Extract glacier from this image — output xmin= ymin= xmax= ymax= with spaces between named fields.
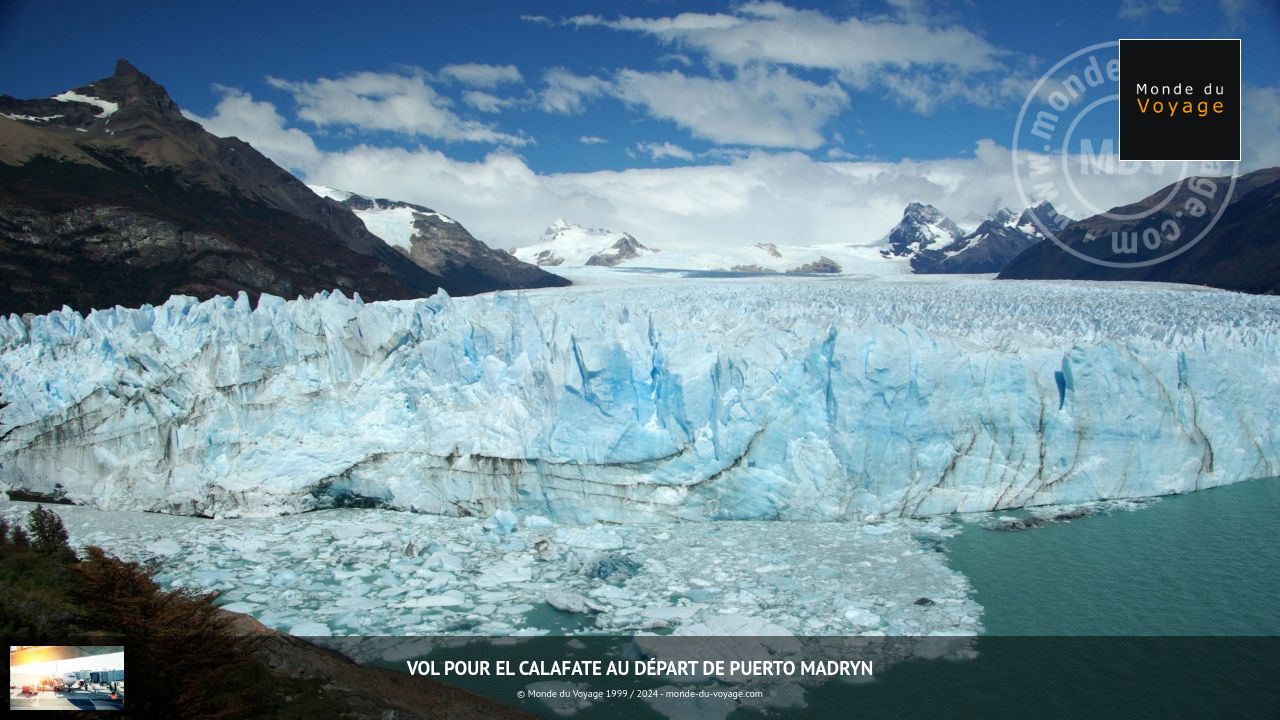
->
xmin=1 ymin=277 xmax=1278 ymax=521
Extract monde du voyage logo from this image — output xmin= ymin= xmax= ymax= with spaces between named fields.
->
xmin=1012 ymin=39 xmax=1242 ymax=269
xmin=1120 ymin=39 xmax=1241 ymax=162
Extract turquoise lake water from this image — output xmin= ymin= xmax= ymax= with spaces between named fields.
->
xmin=945 ymin=477 xmax=1280 ymax=636
xmin=786 ymin=478 xmax=1280 ymax=718
xmin=428 ymin=478 xmax=1280 ymax=718
xmin=794 ymin=477 xmax=1280 ymax=719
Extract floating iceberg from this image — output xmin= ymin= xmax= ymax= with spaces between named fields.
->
xmin=1 ymin=278 xmax=1277 ymax=520
xmin=0 ymin=499 xmax=979 ymax=637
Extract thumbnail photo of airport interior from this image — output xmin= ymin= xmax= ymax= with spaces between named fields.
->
xmin=9 ymin=645 xmax=124 ymax=711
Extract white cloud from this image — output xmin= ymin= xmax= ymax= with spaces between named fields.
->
xmin=461 ymin=90 xmax=520 ymax=113
xmin=267 ymin=71 xmax=528 ymax=145
xmin=1242 ymin=84 xmax=1280 ymax=173
xmin=567 ymin=11 xmax=742 ymax=34
xmin=1119 ymin=0 xmax=1260 ymax=25
xmin=182 ymin=86 xmax=321 ymax=172
xmin=1118 ymin=0 xmax=1184 ymax=19
xmin=557 ymin=3 xmax=1027 ymax=115
xmin=875 ymin=66 xmax=1034 ymax=114
xmin=634 ymin=141 xmax=695 ymax=161
xmin=578 ymin=135 xmax=608 ymax=144
xmin=303 ymin=139 xmax=1192 ymax=254
xmin=439 ymin=63 xmax=523 ymax=88
xmin=569 ymin=3 xmax=1006 ymax=75
xmin=539 ymin=65 xmax=849 ymax=149
xmin=539 ymin=68 xmax=612 ymax=114
xmin=613 ymin=66 xmax=849 ymax=149
xmin=184 ymin=89 xmax=1279 ymax=257
xmin=1217 ymin=0 xmax=1263 ymax=29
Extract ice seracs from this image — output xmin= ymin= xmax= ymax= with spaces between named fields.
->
xmin=1 ymin=278 xmax=1277 ymax=522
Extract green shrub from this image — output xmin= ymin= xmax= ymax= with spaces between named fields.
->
xmin=29 ymin=504 xmax=76 ymax=560
xmin=0 ymin=542 xmax=80 ymax=635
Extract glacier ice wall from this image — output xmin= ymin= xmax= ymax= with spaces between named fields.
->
xmin=1 ymin=279 xmax=1277 ymax=520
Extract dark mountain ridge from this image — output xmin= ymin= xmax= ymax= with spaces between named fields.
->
xmin=0 ymin=60 xmax=563 ymax=316
xmin=999 ymin=167 xmax=1280 ymax=294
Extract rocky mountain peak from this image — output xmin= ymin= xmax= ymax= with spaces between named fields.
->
xmin=0 ymin=60 xmax=568 ymax=315
xmin=585 ymin=232 xmax=654 ymax=267
xmin=911 ymin=201 xmax=1075 ymax=275
xmin=754 ymin=242 xmax=783 ymax=258
xmin=85 ymin=57 xmax=184 ymax=121
xmin=882 ymin=202 xmax=963 ymax=257
xmin=992 ymin=208 xmax=1019 ymax=226
xmin=610 ymin=233 xmax=641 ymax=252
xmin=114 ymin=58 xmax=144 ymax=78
xmin=1017 ymin=201 xmax=1067 ymax=234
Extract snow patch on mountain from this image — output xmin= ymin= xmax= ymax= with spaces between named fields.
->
xmin=354 ymin=205 xmax=419 ymax=251
xmin=308 ymin=185 xmax=353 ymax=202
xmin=307 ymin=185 xmax=457 ymax=251
xmin=1 ymin=113 xmax=65 ymax=123
xmin=52 ymin=90 xmax=119 ymax=118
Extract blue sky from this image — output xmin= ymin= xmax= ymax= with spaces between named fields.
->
xmin=2 ymin=0 xmax=1278 ymax=248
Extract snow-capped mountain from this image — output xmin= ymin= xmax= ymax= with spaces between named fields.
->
xmin=880 ymin=203 xmax=965 ymax=258
xmin=309 ymin=186 xmax=567 ymax=291
xmin=913 ymin=202 xmax=1069 ymax=274
xmin=614 ymin=242 xmax=897 ymax=275
xmin=3 ymin=279 xmax=1276 ymax=520
xmin=881 ymin=201 xmax=1070 ymax=274
xmin=515 ymin=222 xmax=904 ymax=276
xmin=513 ymin=220 xmax=658 ymax=268
xmin=513 ymin=202 xmax=1060 ymax=279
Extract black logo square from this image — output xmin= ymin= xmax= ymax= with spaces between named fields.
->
xmin=1119 ymin=39 xmax=1240 ymax=161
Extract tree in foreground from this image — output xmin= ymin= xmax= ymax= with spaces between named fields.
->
xmin=74 ymin=546 xmax=277 ymax=719
xmin=28 ymin=504 xmax=76 ymax=560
